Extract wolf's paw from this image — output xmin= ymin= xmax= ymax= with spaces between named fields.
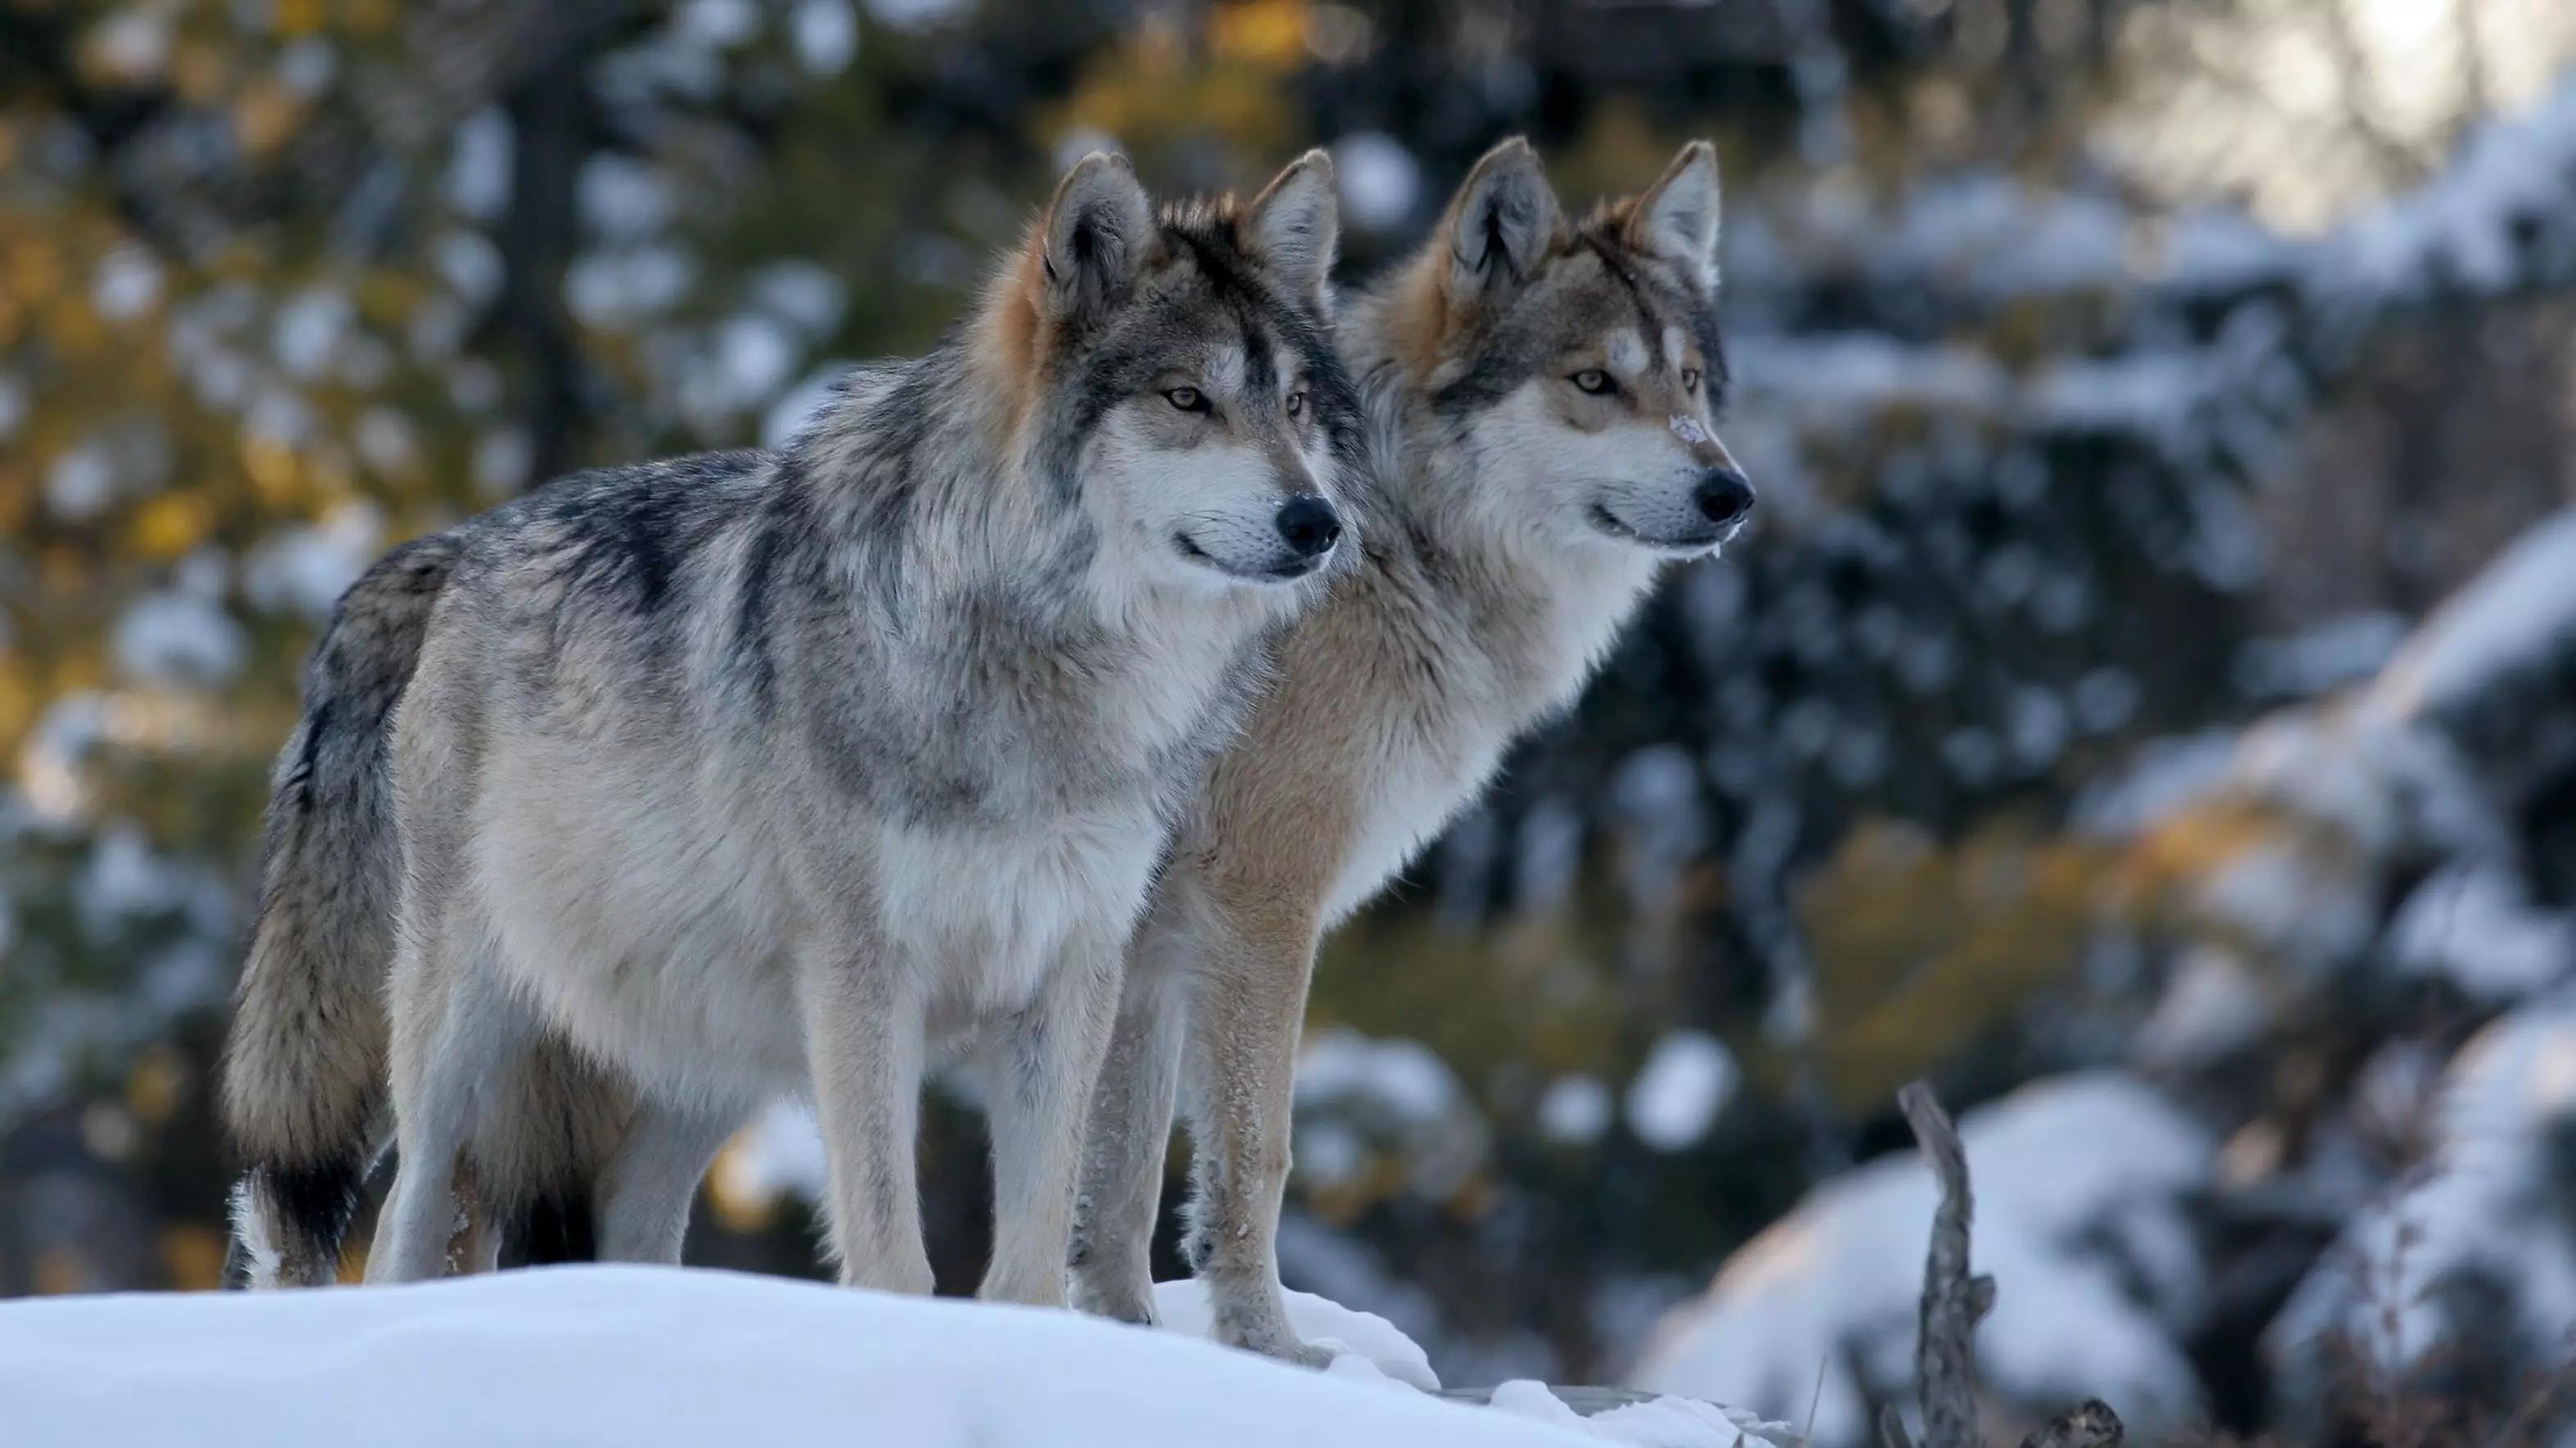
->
xmin=1069 ymin=1268 xmax=1160 ymax=1326
xmin=1226 ymin=1322 xmax=1337 ymax=1371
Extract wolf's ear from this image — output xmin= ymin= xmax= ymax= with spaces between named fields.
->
xmin=1245 ymin=149 xmax=1339 ymax=306
xmin=1441 ymin=138 xmax=1559 ymax=304
xmin=1625 ymin=141 xmax=1721 ymax=287
xmin=1040 ymin=152 xmax=1155 ymax=329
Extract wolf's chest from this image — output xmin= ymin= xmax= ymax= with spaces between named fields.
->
xmin=877 ymin=810 xmax=1166 ymax=1015
xmin=1320 ymin=714 xmax=1516 ymax=926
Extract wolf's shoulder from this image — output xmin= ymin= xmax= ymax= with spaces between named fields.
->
xmin=449 ymin=447 xmax=782 ymax=611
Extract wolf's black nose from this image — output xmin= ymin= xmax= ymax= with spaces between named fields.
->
xmin=1693 ymin=469 xmax=1754 ymax=527
xmin=1275 ymin=495 xmax=1342 ymax=558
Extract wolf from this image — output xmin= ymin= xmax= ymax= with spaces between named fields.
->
xmin=218 ymin=148 xmax=1362 ymax=1303
xmin=1060 ymin=138 xmax=1751 ymax=1362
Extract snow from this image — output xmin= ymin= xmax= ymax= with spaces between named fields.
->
xmin=2369 ymin=507 xmax=2576 ymax=721
xmin=1298 ymin=1027 xmax=1464 ymax=1125
xmin=864 ymin=0 xmax=972 ymax=31
xmin=92 ymin=244 xmax=163 ymax=321
xmin=707 ymin=1097 xmax=828 ymax=1214
xmin=447 ymin=108 xmax=514 ymax=222
xmin=1334 ymin=133 xmax=1422 ymax=232
xmin=1154 ymin=1278 xmax=1441 ymax=1392
xmin=2268 ymin=993 xmax=2576 ymax=1378
xmin=2233 ymin=612 xmax=2408 ymax=700
xmin=1628 ymin=1073 xmax=2212 ymax=1446
xmin=2129 ymin=946 xmax=2270 ymax=1070
xmin=1540 ymin=1074 xmax=1616 ymax=1145
xmin=243 ymin=502 xmax=387 ymax=622
xmin=2388 ymin=867 xmax=2574 ymax=1003
xmin=1296 ymin=1028 xmax=1487 ymax=1198
xmin=577 ymin=155 xmax=678 ymax=241
xmin=0 ymin=1268 xmax=1758 ymax=1447
xmin=792 ymin=0 xmax=859 ymax=75
xmin=2072 ymin=729 xmax=2239 ymax=837
xmin=2323 ymin=78 xmax=2576 ymax=299
xmin=112 ymin=591 xmax=245 ymax=688
xmin=1625 ymin=1033 xmax=1736 ymax=1152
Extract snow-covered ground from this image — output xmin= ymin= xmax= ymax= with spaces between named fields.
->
xmin=0 ymin=1266 xmax=1774 ymax=1448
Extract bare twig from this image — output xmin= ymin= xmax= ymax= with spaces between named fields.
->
xmin=1898 ymin=1081 xmax=1991 ymax=1448
xmin=1891 ymin=1080 xmax=2125 ymax=1448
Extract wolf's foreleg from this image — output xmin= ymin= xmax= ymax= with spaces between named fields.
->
xmin=1178 ymin=898 xmax=1331 ymax=1369
xmin=976 ymin=923 xmax=1127 ymax=1307
xmin=797 ymin=934 xmax=937 ymax=1296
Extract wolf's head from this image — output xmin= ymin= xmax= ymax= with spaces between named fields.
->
xmin=977 ymin=151 xmax=1360 ymax=590
xmin=1371 ymin=138 xmax=1751 ymax=558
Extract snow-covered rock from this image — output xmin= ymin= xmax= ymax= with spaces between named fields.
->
xmin=0 ymin=1267 xmax=1761 ymax=1447
xmin=1627 ymin=1073 xmax=2213 ymax=1446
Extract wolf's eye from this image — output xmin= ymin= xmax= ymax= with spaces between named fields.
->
xmin=1285 ymin=389 xmax=1308 ymax=419
xmin=1571 ymin=369 xmax=1613 ymax=395
xmin=1164 ymin=386 xmax=1209 ymax=414
xmin=1680 ymin=368 xmax=1702 ymax=393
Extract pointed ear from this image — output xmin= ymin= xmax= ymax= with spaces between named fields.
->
xmin=1244 ymin=149 xmax=1338 ymax=305
xmin=1625 ymin=141 xmax=1721 ymax=285
xmin=1440 ymin=137 xmax=1560 ymax=302
xmin=1038 ymin=152 xmax=1154 ymax=329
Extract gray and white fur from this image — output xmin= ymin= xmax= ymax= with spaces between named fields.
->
xmin=219 ymin=150 xmax=1363 ymax=1300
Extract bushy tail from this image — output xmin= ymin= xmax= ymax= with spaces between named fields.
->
xmin=220 ymin=534 xmax=460 ymax=1287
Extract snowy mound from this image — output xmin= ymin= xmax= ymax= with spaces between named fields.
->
xmin=0 ymin=1266 xmax=1757 ymax=1447
xmin=1154 ymin=1277 xmax=1442 ymax=1391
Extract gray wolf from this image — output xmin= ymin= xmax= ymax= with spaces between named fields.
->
xmin=220 ymin=149 xmax=1362 ymax=1302
xmin=1062 ymin=138 xmax=1750 ymax=1362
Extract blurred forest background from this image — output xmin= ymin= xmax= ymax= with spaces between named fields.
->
xmin=7 ymin=0 xmax=2576 ymax=1441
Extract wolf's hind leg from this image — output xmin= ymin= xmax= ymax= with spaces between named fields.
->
xmin=977 ymin=923 xmax=1127 ymax=1308
xmin=596 ymin=1098 xmax=742 ymax=1265
xmin=367 ymin=923 xmax=533 ymax=1284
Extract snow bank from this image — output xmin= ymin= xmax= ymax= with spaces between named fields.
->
xmin=0 ymin=1267 xmax=1759 ymax=1448
xmin=1627 ymin=1073 xmax=2211 ymax=1446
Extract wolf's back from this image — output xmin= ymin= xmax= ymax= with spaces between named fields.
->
xmin=220 ymin=533 xmax=460 ymax=1286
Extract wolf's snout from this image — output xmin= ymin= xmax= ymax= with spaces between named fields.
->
xmin=1693 ymin=469 xmax=1754 ymax=528
xmin=1274 ymin=495 xmax=1343 ymax=560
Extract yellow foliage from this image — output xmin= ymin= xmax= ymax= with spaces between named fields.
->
xmin=1209 ymin=0 xmax=1308 ymax=70
xmin=160 ymin=1225 xmax=229 ymax=1291
xmin=1053 ymin=20 xmax=1299 ymax=177
xmin=131 ymin=493 xmax=212 ymax=558
xmin=1797 ymin=818 xmax=2116 ymax=1110
xmin=31 ymin=1250 xmax=85 ymax=1296
xmin=234 ymin=80 xmax=303 ymax=157
xmin=274 ymin=0 xmax=324 ymax=38
xmin=127 ymin=1046 xmax=189 ymax=1127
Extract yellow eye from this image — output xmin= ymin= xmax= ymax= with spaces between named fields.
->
xmin=1571 ymin=370 xmax=1612 ymax=395
xmin=1165 ymin=386 xmax=1209 ymax=413
xmin=1681 ymin=368 xmax=1702 ymax=393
